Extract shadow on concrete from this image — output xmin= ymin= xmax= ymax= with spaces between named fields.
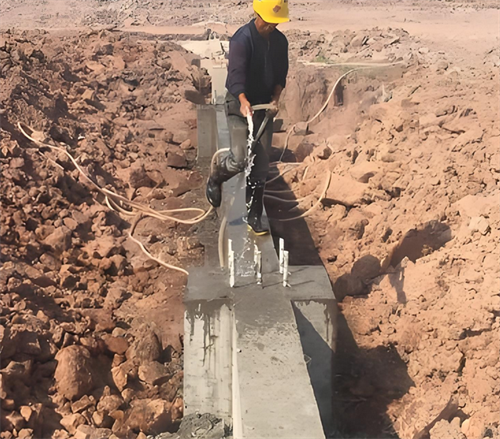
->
xmin=265 ymin=146 xmax=322 ymax=266
xmin=292 ymin=301 xmax=336 ymax=438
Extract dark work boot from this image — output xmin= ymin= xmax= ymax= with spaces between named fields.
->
xmin=206 ymin=158 xmax=237 ymax=208
xmin=247 ymin=182 xmax=269 ymax=236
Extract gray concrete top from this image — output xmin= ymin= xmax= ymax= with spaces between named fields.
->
xmin=232 ymin=275 xmax=326 ymax=439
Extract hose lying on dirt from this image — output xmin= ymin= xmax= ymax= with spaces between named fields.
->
xmin=274 ymin=62 xmax=404 ymax=163
xmin=277 ymin=171 xmax=332 ymax=222
xmin=18 ymin=122 xmax=212 ymax=275
xmin=265 ymin=62 xmax=403 ymax=220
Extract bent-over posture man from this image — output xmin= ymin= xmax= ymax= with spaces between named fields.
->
xmin=206 ymin=0 xmax=289 ymax=235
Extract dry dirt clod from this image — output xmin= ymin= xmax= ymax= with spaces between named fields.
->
xmin=54 ymin=346 xmax=95 ymax=401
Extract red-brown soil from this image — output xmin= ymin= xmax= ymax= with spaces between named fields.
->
xmin=0 ymin=29 xmax=211 ymax=439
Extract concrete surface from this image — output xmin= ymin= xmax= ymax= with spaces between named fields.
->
xmin=184 ymin=299 xmax=233 ymax=421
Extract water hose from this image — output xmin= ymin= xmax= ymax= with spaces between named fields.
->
xmin=18 ymin=122 xmax=212 ymax=275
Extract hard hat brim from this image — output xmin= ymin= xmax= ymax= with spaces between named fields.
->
xmin=257 ymin=14 xmax=290 ymax=24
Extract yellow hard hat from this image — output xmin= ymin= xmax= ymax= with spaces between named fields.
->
xmin=253 ymin=0 xmax=290 ymax=24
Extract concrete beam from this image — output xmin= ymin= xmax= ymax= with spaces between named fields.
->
xmin=196 ymin=105 xmax=217 ymax=161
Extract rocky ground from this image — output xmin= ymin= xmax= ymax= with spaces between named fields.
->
xmin=0 ymin=29 xmax=212 ymax=439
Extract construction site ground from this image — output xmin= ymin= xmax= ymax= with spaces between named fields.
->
xmin=0 ymin=1 xmax=499 ymax=439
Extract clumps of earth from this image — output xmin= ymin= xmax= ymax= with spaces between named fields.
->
xmin=0 ymin=29 xmax=212 ymax=439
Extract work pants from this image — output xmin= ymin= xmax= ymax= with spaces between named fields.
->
xmin=223 ymin=92 xmax=273 ymax=185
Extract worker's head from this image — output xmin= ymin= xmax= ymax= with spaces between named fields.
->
xmin=253 ymin=0 xmax=290 ymax=29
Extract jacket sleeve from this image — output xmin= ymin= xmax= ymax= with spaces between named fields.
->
xmin=277 ymin=37 xmax=289 ymax=89
xmin=226 ymin=37 xmax=249 ymax=98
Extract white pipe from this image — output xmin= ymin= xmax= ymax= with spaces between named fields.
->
xmin=279 ymin=238 xmax=285 ymax=274
xmin=255 ymin=246 xmax=262 ymax=285
xmin=283 ymin=251 xmax=289 ymax=287
xmin=228 ymin=239 xmax=235 ymax=288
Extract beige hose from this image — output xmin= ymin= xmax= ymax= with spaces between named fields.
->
xmin=18 ymin=122 xmax=214 ymax=275
xmin=277 ymin=172 xmax=332 ymax=222
xmin=278 ymin=62 xmax=403 ymax=162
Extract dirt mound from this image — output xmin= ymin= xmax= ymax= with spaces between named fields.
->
xmin=268 ymin=28 xmax=499 ymax=438
xmin=0 ymin=29 xmax=211 ymax=438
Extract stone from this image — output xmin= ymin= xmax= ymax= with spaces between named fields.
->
xmin=419 ymin=113 xmax=439 ymax=129
xmin=1 ymin=359 xmax=33 ymax=383
xmin=172 ymin=130 xmax=189 ymax=145
xmin=180 ymin=139 xmax=192 ymax=150
xmin=84 ymin=236 xmax=121 ymax=259
xmin=350 ymin=34 xmax=367 ymax=47
xmin=74 ymin=425 xmax=113 ymax=439
xmin=81 ymin=89 xmax=96 ymax=102
xmin=97 ymin=394 xmax=124 ymax=413
xmin=166 ymin=152 xmax=187 ymax=169
xmin=71 ymin=395 xmax=95 ymax=413
xmin=125 ymin=325 xmax=162 ymax=363
xmin=59 ymin=265 xmax=78 ymax=289
xmin=129 ymin=166 xmax=154 ymax=189
xmin=0 ymin=374 xmax=6 ymax=400
xmin=111 ymin=365 xmax=128 ymax=392
xmin=92 ymin=410 xmax=114 ymax=429
xmin=138 ymin=361 xmax=171 ymax=386
xmin=19 ymin=406 xmax=34 ymax=423
xmin=469 ymin=216 xmax=490 ymax=235
xmin=451 ymin=128 xmax=484 ymax=151
xmin=349 ymin=161 xmax=380 ymax=183
xmin=351 ymin=255 xmax=381 ymax=282
xmin=125 ymin=399 xmax=172 ymax=435
xmin=461 ymin=416 xmax=487 ymax=439
xmin=489 ymin=153 xmax=500 ymax=172
xmin=102 ymin=335 xmax=129 ymax=355
xmin=43 ymin=226 xmax=72 ymax=253
xmin=333 ymin=273 xmax=365 ymax=299
xmin=17 ymin=429 xmax=33 ymax=439
xmin=454 ymin=194 xmax=497 ymax=219
xmin=80 ymin=309 xmax=115 ymax=332
xmin=429 ymin=419 xmax=465 ymax=439
xmin=434 ymin=60 xmax=449 ymax=72
xmin=54 ymin=346 xmax=95 ymax=401
xmin=322 ymin=175 xmax=369 ymax=207
xmin=5 ymin=411 xmax=25 ymax=430
xmin=60 ymin=414 xmax=86 ymax=435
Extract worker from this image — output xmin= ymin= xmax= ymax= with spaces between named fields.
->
xmin=206 ymin=0 xmax=289 ymax=235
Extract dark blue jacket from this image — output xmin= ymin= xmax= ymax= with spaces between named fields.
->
xmin=225 ymin=19 xmax=289 ymax=105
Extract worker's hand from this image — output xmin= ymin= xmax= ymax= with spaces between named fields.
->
xmin=268 ymin=99 xmax=279 ymax=117
xmin=240 ymin=100 xmax=253 ymax=118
